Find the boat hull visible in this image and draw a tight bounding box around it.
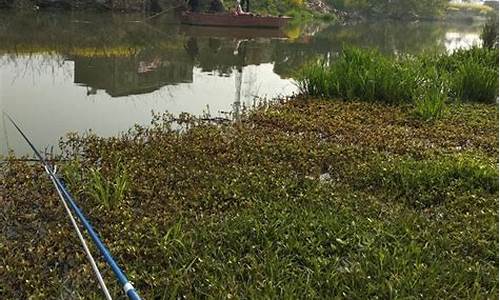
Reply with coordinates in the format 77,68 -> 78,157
180,12 -> 291,28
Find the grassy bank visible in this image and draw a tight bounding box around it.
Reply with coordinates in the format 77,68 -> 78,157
297,46 -> 499,120
1,95 -> 498,298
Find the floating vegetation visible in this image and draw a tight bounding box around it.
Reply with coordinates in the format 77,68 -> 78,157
368,153 -> 498,208
1,97 -> 498,298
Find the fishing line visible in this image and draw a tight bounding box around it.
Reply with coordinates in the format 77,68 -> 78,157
3,112 -> 142,300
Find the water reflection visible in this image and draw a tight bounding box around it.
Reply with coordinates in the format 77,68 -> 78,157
73,52 -> 193,97
0,12 -> 485,155
444,31 -> 483,51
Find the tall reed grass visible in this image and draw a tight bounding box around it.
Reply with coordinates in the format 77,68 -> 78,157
453,61 -> 498,103
296,46 -> 499,120
297,48 -> 418,104
481,17 -> 499,49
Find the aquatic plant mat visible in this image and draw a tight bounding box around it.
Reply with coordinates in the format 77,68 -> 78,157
1,99 -> 498,298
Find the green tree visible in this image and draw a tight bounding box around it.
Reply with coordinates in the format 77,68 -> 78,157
328,0 -> 448,19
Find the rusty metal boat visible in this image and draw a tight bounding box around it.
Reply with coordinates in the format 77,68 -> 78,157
180,12 -> 291,28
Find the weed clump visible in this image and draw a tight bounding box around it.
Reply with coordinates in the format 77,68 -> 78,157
414,86 -> 446,120
63,159 -> 130,209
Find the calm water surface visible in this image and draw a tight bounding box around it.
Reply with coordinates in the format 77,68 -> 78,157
0,12 -> 484,155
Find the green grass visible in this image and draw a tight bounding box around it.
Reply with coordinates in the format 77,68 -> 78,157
453,61 -> 499,103
297,47 -> 421,103
1,98 -> 497,299
63,159 -> 130,209
481,17 -> 499,49
414,84 -> 447,120
88,168 -> 128,209
297,46 -> 499,119
368,153 -> 498,208
434,47 -> 499,102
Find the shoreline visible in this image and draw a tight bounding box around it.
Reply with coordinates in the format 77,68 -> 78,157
0,14 -> 498,297
1,95 -> 498,298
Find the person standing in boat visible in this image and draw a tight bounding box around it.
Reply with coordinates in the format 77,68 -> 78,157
235,0 -> 250,15
240,0 -> 249,12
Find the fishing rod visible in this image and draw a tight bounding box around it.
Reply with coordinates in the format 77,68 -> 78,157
48,167 -> 112,300
4,113 -> 142,300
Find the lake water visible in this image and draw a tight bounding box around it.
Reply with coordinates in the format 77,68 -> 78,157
0,12 -> 485,155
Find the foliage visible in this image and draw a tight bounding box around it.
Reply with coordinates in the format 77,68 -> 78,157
437,47 -> 499,102
434,46 -> 499,72
414,83 -> 447,121
87,164 -> 129,209
481,17 -> 499,49
297,46 -> 499,119
63,159 -> 130,209
447,2 -> 495,16
369,153 -> 498,208
221,0 -> 312,16
1,98 -> 498,298
328,0 -> 448,19
297,47 -> 421,104
452,60 -> 499,103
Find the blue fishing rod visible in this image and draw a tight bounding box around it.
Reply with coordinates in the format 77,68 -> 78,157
4,113 -> 142,300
